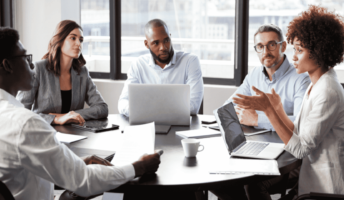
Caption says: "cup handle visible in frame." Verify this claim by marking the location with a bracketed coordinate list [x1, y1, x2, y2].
[198, 144, 204, 152]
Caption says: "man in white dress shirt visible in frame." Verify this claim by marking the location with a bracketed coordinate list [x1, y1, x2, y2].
[118, 19, 204, 116]
[0, 27, 161, 200]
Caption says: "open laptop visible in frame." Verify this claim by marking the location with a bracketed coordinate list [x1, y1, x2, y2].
[129, 84, 190, 126]
[213, 102, 284, 159]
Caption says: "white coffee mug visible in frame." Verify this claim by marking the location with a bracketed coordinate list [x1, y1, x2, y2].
[181, 138, 204, 157]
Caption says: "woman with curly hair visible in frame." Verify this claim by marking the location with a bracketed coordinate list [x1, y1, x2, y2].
[233, 5, 344, 198]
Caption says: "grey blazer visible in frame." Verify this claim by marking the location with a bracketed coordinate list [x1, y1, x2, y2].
[16, 59, 108, 124]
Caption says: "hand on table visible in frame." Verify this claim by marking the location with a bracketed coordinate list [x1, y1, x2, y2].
[132, 151, 161, 178]
[234, 106, 258, 126]
[51, 111, 85, 125]
[233, 86, 273, 113]
[82, 155, 113, 166]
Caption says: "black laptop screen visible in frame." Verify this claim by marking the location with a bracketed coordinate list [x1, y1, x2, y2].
[216, 102, 246, 154]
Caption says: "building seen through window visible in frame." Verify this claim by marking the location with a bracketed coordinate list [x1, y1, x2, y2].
[80, 0, 344, 82]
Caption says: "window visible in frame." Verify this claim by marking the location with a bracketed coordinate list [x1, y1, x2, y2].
[80, 0, 110, 74]
[81, 0, 242, 85]
[248, 0, 344, 83]
[121, 0, 236, 80]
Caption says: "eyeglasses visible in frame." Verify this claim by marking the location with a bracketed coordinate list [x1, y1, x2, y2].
[254, 41, 283, 53]
[9, 54, 33, 66]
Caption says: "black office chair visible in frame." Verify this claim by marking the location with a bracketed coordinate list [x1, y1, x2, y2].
[295, 192, 344, 200]
[0, 180, 15, 200]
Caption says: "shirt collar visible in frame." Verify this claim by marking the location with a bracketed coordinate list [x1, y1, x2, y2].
[261, 55, 290, 81]
[0, 89, 24, 108]
[148, 51, 177, 69]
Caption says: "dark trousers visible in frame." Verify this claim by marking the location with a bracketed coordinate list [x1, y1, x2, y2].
[211, 167, 300, 200]
[246, 167, 299, 200]
[211, 185, 248, 200]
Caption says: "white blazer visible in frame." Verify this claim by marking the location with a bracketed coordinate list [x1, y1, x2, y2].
[285, 68, 344, 195]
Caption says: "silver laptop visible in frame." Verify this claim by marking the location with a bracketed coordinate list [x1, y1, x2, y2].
[213, 102, 284, 159]
[129, 84, 190, 126]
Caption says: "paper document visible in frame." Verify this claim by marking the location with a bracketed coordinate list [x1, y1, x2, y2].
[55, 132, 87, 144]
[209, 158, 280, 175]
[176, 128, 221, 139]
[111, 122, 155, 166]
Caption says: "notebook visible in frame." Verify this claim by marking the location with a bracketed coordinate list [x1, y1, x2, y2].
[176, 128, 221, 139]
[213, 102, 284, 160]
[55, 132, 87, 144]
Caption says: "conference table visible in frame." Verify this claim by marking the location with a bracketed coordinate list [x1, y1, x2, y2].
[54, 114, 301, 198]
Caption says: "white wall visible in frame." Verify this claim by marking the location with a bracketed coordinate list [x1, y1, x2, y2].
[92, 79, 238, 115]
[14, 0, 62, 60]
[14, 0, 81, 60]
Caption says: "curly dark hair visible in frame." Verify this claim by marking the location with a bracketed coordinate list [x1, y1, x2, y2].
[0, 27, 20, 65]
[286, 5, 344, 70]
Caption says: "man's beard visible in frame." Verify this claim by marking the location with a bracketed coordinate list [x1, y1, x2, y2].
[149, 46, 174, 64]
[263, 54, 277, 68]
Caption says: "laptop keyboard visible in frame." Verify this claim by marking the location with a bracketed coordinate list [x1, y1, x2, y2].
[233, 141, 269, 156]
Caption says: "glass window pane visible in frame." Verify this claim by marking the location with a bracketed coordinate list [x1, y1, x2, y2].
[81, 0, 110, 73]
[121, 0, 236, 79]
[248, 0, 344, 83]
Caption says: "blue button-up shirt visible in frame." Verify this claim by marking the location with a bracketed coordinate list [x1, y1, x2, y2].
[118, 51, 204, 117]
[224, 56, 311, 131]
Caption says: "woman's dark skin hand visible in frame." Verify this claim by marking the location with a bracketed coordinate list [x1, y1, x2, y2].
[233, 86, 273, 112]
[265, 88, 283, 111]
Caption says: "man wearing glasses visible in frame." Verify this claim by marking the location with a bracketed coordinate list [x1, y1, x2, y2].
[212, 24, 310, 200]
[223, 24, 310, 131]
[0, 27, 161, 200]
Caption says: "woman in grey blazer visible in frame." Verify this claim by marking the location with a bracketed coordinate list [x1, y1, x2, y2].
[17, 20, 108, 125]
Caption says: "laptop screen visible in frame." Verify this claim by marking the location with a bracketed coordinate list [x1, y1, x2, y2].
[213, 102, 246, 154]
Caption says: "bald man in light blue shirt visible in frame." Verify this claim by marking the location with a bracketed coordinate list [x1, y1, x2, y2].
[224, 24, 310, 131]
[118, 19, 203, 117]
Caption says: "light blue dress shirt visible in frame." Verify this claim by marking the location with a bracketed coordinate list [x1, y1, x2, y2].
[224, 56, 311, 131]
[118, 51, 204, 117]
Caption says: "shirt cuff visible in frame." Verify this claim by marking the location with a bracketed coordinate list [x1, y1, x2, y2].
[118, 164, 135, 180]
[256, 114, 273, 131]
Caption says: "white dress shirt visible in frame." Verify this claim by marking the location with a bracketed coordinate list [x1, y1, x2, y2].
[285, 69, 344, 195]
[118, 51, 204, 116]
[0, 89, 135, 200]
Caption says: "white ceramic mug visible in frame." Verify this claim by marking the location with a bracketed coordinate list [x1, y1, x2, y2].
[181, 138, 204, 157]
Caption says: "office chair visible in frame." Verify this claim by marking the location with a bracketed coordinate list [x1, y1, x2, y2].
[295, 192, 344, 200]
[0, 180, 15, 200]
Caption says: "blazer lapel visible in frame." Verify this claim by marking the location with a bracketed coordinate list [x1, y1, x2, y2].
[70, 68, 80, 111]
[295, 87, 310, 134]
[50, 73, 62, 113]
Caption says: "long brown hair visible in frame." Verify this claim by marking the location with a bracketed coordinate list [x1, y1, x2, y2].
[42, 20, 86, 76]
